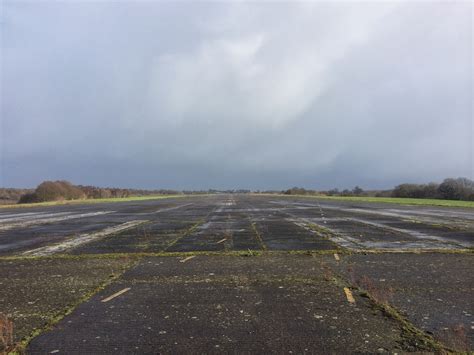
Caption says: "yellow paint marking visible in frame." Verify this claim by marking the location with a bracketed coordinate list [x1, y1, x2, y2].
[101, 288, 131, 303]
[180, 255, 196, 263]
[334, 253, 340, 261]
[216, 238, 227, 244]
[344, 287, 355, 303]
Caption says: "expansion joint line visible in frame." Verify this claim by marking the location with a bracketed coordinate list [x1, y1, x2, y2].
[282, 208, 363, 250]
[162, 219, 204, 251]
[162, 205, 218, 251]
[242, 201, 267, 251]
[250, 221, 266, 251]
[322, 262, 447, 352]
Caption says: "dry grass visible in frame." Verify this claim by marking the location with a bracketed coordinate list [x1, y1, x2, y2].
[320, 261, 335, 281]
[357, 275, 394, 305]
[0, 194, 187, 209]
[265, 193, 474, 208]
[347, 267, 394, 304]
[0, 314, 14, 354]
[435, 323, 470, 352]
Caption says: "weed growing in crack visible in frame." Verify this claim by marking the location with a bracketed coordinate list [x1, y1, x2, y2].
[347, 267, 394, 305]
[435, 323, 469, 352]
[357, 275, 394, 305]
[320, 261, 334, 281]
[0, 313, 14, 353]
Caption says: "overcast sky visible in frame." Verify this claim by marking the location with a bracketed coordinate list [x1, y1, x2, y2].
[1, 1, 472, 190]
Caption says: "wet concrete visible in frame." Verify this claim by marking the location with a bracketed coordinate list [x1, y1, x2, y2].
[0, 195, 472, 352]
[0, 197, 205, 255]
[0, 194, 472, 255]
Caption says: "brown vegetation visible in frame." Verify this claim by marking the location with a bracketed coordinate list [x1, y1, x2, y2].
[435, 323, 469, 352]
[5, 176, 474, 204]
[392, 178, 474, 200]
[17, 181, 180, 204]
[19, 181, 84, 203]
[285, 177, 474, 201]
[0, 188, 34, 205]
[0, 313, 14, 354]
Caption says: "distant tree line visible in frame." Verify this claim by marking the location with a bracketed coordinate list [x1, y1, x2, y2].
[2, 176, 473, 205]
[77, 185, 179, 199]
[17, 181, 181, 204]
[182, 189, 252, 194]
[0, 188, 35, 204]
[391, 178, 474, 201]
[325, 186, 365, 196]
[283, 187, 319, 195]
[284, 186, 366, 196]
[283, 177, 474, 201]
[2, 184, 256, 204]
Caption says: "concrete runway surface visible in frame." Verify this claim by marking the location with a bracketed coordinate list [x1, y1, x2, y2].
[1, 194, 472, 256]
[0, 194, 472, 353]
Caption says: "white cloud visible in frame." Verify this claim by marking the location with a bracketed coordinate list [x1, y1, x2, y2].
[2, 1, 472, 188]
[147, 3, 395, 128]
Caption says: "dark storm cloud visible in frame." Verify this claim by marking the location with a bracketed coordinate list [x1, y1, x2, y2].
[1, 1, 472, 189]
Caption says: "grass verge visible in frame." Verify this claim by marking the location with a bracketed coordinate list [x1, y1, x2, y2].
[265, 194, 474, 208]
[0, 195, 189, 209]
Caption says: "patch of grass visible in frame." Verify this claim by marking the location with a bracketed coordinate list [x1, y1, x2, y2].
[0, 195, 190, 209]
[250, 222, 267, 251]
[0, 314, 14, 353]
[0, 248, 471, 263]
[268, 194, 474, 208]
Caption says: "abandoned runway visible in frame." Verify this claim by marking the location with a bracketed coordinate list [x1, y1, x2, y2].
[0, 194, 472, 353]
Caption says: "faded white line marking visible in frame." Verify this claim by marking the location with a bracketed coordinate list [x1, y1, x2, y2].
[101, 288, 131, 303]
[22, 220, 148, 256]
[290, 218, 364, 249]
[293, 217, 467, 250]
[179, 255, 195, 263]
[0, 212, 72, 223]
[347, 217, 469, 248]
[0, 212, 47, 219]
[274, 200, 474, 224]
[280, 202, 470, 250]
[0, 211, 114, 232]
[132, 203, 194, 216]
[154, 203, 193, 213]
